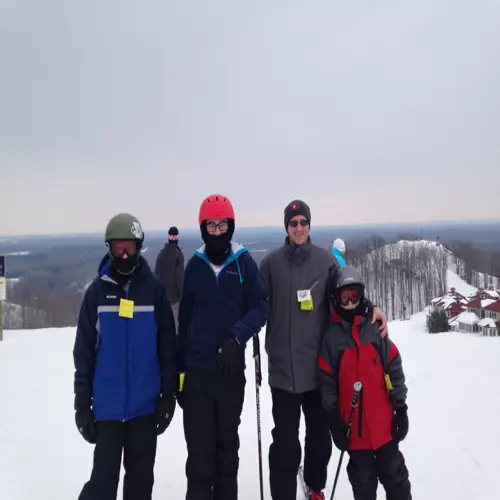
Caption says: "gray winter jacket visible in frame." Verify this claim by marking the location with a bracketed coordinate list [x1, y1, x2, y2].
[259, 239, 340, 394]
[154, 242, 184, 305]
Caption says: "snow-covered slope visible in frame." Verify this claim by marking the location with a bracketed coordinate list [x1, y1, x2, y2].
[446, 268, 478, 298]
[0, 320, 498, 500]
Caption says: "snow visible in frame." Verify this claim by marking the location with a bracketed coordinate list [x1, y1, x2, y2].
[455, 311, 479, 325]
[446, 269, 478, 298]
[480, 299, 496, 308]
[1, 318, 499, 500]
[478, 318, 497, 328]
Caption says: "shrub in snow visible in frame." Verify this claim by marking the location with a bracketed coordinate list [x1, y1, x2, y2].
[427, 308, 449, 334]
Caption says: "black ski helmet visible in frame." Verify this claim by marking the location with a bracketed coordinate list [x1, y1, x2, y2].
[334, 266, 365, 291]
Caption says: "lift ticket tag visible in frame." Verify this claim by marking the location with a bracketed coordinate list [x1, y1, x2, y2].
[297, 289, 313, 311]
[119, 298, 134, 319]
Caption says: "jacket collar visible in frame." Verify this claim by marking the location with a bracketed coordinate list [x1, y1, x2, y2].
[284, 236, 311, 264]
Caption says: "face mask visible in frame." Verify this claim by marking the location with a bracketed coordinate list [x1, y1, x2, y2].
[200, 220, 235, 265]
[111, 255, 138, 276]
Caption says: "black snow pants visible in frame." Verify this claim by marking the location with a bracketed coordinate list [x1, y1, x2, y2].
[182, 369, 246, 500]
[347, 440, 412, 500]
[269, 387, 332, 500]
[78, 413, 158, 500]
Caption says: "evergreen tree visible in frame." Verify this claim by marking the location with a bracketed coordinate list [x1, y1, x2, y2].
[427, 308, 449, 334]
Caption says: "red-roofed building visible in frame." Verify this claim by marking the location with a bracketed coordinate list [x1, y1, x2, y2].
[465, 295, 500, 337]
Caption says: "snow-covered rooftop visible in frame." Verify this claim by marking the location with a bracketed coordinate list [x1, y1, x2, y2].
[478, 318, 497, 328]
[456, 311, 479, 325]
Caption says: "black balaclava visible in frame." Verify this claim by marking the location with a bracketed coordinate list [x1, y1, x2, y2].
[109, 242, 141, 285]
[201, 219, 235, 265]
[333, 284, 366, 323]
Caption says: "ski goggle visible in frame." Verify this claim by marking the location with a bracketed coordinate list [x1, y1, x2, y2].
[288, 219, 309, 228]
[109, 240, 138, 258]
[339, 287, 361, 305]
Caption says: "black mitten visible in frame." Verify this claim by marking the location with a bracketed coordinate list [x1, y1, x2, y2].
[328, 409, 349, 451]
[156, 392, 176, 435]
[391, 404, 409, 442]
[74, 394, 97, 444]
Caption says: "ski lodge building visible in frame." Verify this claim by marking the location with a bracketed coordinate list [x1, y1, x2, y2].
[431, 287, 500, 337]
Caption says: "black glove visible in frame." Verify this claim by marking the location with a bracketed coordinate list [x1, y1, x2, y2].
[156, 392, 176, 435]
[74, 394, 97, 444]
[391, 404, 409, 442]
[216, 336, 243, 377]
[328, 409, 349, 451]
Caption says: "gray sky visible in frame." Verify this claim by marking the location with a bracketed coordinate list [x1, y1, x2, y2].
[1, 0, 500, 235]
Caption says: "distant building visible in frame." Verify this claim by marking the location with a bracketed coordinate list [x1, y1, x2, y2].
[431, 286, 500, 337]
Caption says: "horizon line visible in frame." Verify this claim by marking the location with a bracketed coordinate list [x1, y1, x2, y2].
[1, 217, 500, 239]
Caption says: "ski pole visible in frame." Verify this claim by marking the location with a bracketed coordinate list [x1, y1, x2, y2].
[330, 381, 363, 500]
[253, 334, 264, 500]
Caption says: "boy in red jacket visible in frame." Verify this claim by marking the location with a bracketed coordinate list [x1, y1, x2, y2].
[318, 266, 412, 500]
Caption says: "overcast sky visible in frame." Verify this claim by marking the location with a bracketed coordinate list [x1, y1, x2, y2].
[1, 0, 499, 235]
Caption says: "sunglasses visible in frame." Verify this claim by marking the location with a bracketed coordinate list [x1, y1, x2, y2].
[339, 288, 361, 305]
[110, 240, 138, 258]
[289, 219, 309, 228]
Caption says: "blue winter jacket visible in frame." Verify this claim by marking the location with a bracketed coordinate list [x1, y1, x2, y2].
[176, 242, 268, 373]
[332, 248, 346, 268]
[73, 255, 177, 421]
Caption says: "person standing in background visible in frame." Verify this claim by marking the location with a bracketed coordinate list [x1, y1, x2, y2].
[332, 238, 346, 268]
[155, 226, 184, 328]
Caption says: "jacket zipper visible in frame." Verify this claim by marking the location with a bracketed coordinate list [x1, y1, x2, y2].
[358, 387, 363, 439]
[123, 287, 130, 422]
[289, 261, 296, 392]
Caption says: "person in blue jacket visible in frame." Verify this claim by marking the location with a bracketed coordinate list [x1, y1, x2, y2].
[176, 194, 268, 500]
[332, 238, 347, 267]
[73, 213, 177, 500]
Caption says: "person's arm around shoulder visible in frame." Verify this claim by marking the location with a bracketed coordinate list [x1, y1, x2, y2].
[359, 293, 389, 338]
[73, 282, 99, 444]
[154, 278, 177, 435]
[379, 329, 409, 442]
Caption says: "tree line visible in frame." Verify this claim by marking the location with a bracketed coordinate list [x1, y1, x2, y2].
[2, 235, 499, 329]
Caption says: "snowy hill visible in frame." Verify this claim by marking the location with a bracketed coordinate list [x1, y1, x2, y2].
[359, 239, 499, 321]
[0, 319, 498, 499]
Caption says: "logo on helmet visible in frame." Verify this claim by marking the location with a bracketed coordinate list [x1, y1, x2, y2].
[131, 222, 143, 239]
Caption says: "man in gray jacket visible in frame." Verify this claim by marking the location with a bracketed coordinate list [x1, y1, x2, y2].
[154, 226, 184, 328]
[259, 200, 388, 500]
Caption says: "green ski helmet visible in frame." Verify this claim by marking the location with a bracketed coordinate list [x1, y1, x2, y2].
[105, 213, 144, 244]
[104, 213, 144, 276]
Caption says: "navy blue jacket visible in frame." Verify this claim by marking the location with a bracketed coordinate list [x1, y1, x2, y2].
[73, 255, 177, 421]
[176, 242, 268, 373]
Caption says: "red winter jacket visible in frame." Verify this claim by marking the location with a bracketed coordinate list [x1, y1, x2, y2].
[318, 311, 407, 451]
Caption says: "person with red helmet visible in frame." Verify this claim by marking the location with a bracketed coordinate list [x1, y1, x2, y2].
[176, 194, 268, 500]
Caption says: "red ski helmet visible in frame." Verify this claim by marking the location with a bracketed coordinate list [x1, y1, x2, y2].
[198, 194, 235, 225]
